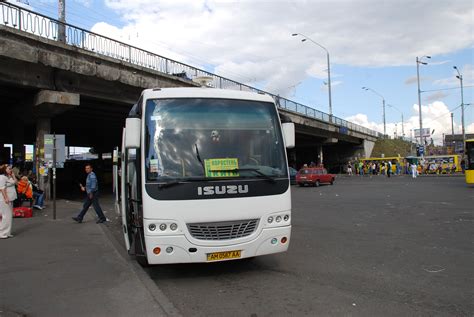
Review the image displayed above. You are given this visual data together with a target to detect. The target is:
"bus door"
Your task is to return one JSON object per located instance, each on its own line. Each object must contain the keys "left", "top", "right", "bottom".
{"left": 122, "top": 145, "right": 147, "bottom": 265}
{"left": 112, "top": 147, "right": 120, "bottom": 204}
{"left": 120, "top": 130, "right": 131, "bottom": 251}
{"left": 466, "top": 140, "right": 474, "bottom": 185}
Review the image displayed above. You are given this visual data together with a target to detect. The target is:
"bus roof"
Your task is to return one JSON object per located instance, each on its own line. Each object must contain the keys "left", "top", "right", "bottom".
{"left": 360, "top": 157, "right": 401, "bottom": 160}
{"left": 141, "top": 87, "right": 275, "bottom": 103}
{"left": 419, "top": 154, "right": 460, "bottom": 158}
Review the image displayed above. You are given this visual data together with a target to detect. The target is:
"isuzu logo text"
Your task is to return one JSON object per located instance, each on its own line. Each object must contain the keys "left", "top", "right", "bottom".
{"left": 197, "top": 185, "right": 249, "bottom": 196}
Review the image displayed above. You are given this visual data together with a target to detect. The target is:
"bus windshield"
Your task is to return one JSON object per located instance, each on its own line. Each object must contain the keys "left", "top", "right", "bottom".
{"left": 144, "top": 98, "right": 287, "bottom": 182}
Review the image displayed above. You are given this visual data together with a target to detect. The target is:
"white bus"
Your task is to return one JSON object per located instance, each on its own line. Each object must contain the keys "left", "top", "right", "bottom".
{"left": 120, "top": 87, "right": 295, "bottom": 265}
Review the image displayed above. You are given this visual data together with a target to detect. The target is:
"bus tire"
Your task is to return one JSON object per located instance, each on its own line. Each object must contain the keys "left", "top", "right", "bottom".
{"left": 136, "top": 255, "right": 149, "bottom": 267}
{"left": 330, "top": 178, "right": 334, "bottom": 185}
{"left": 315, "top": 180, "right": 320, "bottom": 187}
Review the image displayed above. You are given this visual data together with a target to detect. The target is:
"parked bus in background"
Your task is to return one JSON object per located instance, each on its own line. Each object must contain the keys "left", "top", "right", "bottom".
{"left": 420, "top": 155, "right": 461, "bottom": 174}
{"left": 465, "top": 139, "right": 474, "bottom": 185}
{"left": 119, "top": 87, "right": 295, "bottom": 265}
{"left": 360, "top": 156, "right": 403, "bottom": 174}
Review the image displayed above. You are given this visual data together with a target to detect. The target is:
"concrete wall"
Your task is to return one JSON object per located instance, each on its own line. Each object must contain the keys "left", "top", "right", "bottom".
{"left": 0, "top": 25, "right": 198, "bottom": 104}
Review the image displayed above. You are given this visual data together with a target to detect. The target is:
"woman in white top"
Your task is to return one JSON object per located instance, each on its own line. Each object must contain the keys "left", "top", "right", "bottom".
{"left": 0, "top": 164, "right": 18, "bottom": 239}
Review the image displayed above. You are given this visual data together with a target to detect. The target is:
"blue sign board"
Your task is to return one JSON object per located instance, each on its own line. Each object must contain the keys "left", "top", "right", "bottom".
{"left": 417, "top": 145, "right": 424, "bottom": 156}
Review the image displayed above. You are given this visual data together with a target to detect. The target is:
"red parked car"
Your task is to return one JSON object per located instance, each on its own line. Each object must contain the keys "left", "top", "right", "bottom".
{"left": 296, "top": 167, "right": 335, "bottom": 187}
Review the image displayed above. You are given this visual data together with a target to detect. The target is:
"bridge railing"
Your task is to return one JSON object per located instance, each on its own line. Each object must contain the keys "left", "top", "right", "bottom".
{"left": 1, "top": 2, "right": 381, "bottom": 138}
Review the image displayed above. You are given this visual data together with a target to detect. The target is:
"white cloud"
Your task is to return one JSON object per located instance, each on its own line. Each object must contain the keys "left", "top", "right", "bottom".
{"left": 425, "top": 91, "right": 448, "bottom": 103}
{"left": 404, "top": 76, "right": 418, "bottom": 85}
{"left": 466, "top": 123, "right": 474, "bottom": 134}
{"left": 346, "top": 101, "right": 459, "bottom": 144}
{"left": 88, "top": 0, "right": 473, "bottom": 98}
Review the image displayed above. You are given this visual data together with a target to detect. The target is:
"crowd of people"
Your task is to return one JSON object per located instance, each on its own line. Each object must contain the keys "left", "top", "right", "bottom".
{"left": 0, "top": 164, "right": 45, "bottom": 239}
{"left": 346, "top": 160, "right": 397, "bottom": 177}
{"left": 346, "top": 159, "right": 459, "bottom": 178}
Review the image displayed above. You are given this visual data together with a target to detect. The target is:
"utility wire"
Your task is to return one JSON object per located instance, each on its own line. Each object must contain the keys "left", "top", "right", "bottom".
{"left": 422, "top": 85, "right": 474, "bottom": 93}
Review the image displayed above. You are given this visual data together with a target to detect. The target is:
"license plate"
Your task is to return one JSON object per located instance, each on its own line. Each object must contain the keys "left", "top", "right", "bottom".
{"left": 206, "top": 250, "right": 241, "bottom": 261}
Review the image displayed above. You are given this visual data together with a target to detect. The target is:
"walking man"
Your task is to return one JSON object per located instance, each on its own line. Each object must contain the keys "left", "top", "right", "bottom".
{"left": 72, "top": 164, "right": 107, "bottom": 224}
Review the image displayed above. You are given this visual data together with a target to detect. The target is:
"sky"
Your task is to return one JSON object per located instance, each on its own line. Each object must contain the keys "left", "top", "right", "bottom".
{"left": 10, "top": 0, "right": 474, "bottom": 145}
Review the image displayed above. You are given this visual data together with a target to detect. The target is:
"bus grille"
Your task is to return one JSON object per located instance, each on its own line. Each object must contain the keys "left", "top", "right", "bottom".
{"left": 187, "top": 219, "right": 259, "bottom": 240}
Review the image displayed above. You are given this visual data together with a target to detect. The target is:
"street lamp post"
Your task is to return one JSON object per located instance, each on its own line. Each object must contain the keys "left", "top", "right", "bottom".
{"left": 416, "top": 55, "right": 431, "bottom": 144}
{"left": 292, "top": 33, "right": 332, "bottom": 121}
{"left": 453, "top": 66, "right": 465, "bottom": 155}
{"left": 387, "top": 104, "right": 405, "bottom": 138}
{"left": 58, "top": 0, "right": 66, "bottom": 42}
{"left": 451, "top": 112, "right": 454, "bottom": 140}
{"left": 362, "top": 87, "right": 386, "bottom": 137}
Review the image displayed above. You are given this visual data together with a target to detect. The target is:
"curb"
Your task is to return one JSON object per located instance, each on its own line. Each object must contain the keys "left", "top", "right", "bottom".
{"left": 98, "top": 212, "right": 182, "bottom": 317}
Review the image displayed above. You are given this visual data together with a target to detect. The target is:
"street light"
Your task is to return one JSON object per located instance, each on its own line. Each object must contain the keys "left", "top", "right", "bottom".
{"left": 292, "top": 33, "right": 333, "bottom": 121}
{"left": 453, "top": 65, "right": 465, "bottom": 155}
{"left": 387, "top": 104, "right": 405, "bottom": 138}
{"left": 416, "top": 55, "right": 431, "bottom": 144}
{"left": 362, "top": 87, "right": 386, "bottom": 137}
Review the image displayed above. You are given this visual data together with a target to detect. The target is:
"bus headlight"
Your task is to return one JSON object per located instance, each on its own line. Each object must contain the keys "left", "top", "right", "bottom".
{"left": 170, "top": 223, "right": 178, "bottom": 231}
{"left": 159, "top": 223, "right": 167, "bottom": 231}
{"left": 266, "top": 212, "right": 290, "bottom": 227}
{"left": 148, "top": 224, "right": 156, "bottom": 231}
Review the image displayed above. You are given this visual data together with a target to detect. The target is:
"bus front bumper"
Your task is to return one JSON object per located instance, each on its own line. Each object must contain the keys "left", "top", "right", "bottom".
{"left": 144, "top": 226, "right": 291, "bottom": 264}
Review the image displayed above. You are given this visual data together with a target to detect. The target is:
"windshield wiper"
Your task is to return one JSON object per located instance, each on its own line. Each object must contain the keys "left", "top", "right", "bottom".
{"left": 194, "top": 144, "right": 205, "bottom": 173}
{"left": 210, "top": 168, "right": 276, "bottom": 183}
{"left": 157, "top": 181, "right": 182, "bottom": 189}
{"left": 157, "top": 177, "right": 209, "bottom": 189}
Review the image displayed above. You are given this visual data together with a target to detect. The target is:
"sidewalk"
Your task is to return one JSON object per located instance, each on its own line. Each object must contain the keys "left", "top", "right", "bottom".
{"left": 0, "top": 197, "right": 169, "bottom": 317}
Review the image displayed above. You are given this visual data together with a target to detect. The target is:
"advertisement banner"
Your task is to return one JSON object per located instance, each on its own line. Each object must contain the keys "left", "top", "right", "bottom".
{"left": 414, "top": 128, "right": 431, "bottom": 138}
{"left": 44, "top": 134, "right": 66, "bottom": 168}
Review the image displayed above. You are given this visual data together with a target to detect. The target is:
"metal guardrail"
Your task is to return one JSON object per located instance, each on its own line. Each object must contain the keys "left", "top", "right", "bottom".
{"left": 1, "top": 1, "right": 382, "bottom": 138}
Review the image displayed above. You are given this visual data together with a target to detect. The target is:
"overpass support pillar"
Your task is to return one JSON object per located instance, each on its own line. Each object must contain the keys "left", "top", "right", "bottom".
{"left": 361, "top": 140, "right": 375, "bottom": 158}
{"left": 34, "top": 117, "right": 51, "bottom": 198}
{"left": 33, "top": 90, "right": 80, "bottom": 195}
{"left": 317, "top": 145, "right": 323, "bottom": 166}
{"left": 12, "top": 116, "right": 25, "bottom": 165}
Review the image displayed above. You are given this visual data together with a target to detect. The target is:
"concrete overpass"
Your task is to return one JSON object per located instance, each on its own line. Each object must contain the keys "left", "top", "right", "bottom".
{"left": 0, "top": 2, "right": 378, "bottom": 174}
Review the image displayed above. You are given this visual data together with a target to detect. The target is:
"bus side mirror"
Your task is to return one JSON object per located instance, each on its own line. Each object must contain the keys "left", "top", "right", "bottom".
{"left": 125, "top": 118, "right": 141, "bottom": 149}
{"left": 282, "top": 122, "right": 295, "bottom": 149}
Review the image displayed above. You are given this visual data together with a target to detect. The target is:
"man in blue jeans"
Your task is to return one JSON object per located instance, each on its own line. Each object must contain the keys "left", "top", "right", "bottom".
{"left": 72, "top": 164, "right": 107, "bottom": 224}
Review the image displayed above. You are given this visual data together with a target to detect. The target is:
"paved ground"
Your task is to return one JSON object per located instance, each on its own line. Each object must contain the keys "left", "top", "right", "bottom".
{"left": 0, "top": 198, "right": 169, "bottom": 317}
{"left": 140, "top": 175, "right": 474, "bottom": 316}
{"left": 2, "top": 175, "right": 473, "bottom": 316}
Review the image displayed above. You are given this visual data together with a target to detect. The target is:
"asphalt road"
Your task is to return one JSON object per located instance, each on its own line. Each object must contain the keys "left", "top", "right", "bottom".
{"left": 140, "top": 176, "right": 474, "bottom": 316}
